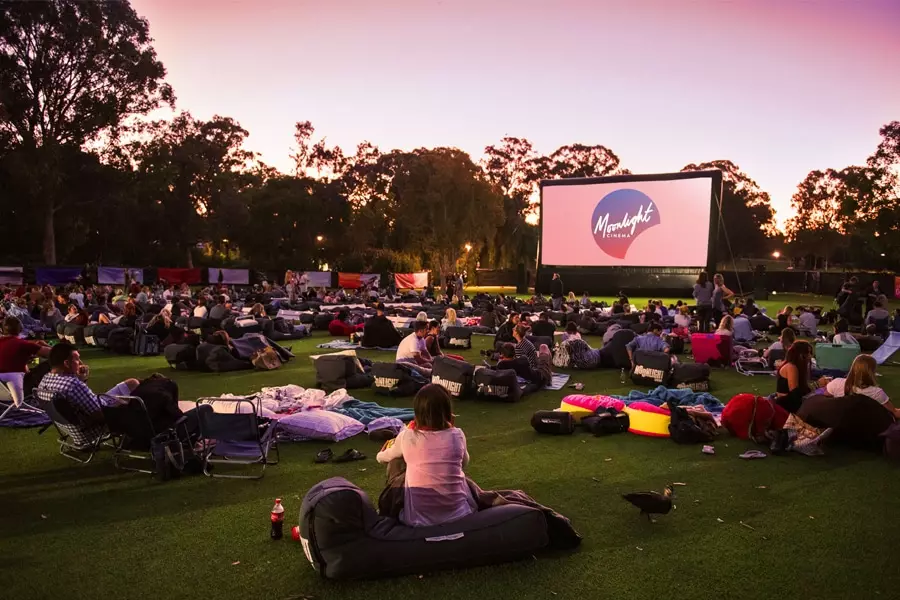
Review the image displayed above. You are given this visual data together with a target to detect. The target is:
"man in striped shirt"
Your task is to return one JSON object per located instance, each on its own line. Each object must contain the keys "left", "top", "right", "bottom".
{"left": 512, "top": 324, "right": 538, "bottom": 371}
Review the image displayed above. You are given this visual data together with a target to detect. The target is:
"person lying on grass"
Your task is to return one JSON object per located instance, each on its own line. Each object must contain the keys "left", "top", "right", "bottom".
{"left": 376, "top": 383, "right": 476, "bottom": 527}
{"left": 822, "top": 354, "right": 900, "bottom": 418}
{"left": 625, "top": 322, "right": 670, "bottom": 367}
{"left": 495, "top": 342, "right": 543, "bottom": 385}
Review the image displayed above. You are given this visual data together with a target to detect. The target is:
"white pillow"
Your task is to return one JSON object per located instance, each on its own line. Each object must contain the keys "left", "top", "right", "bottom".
{"left": 277, "top": 409, "right": 364, "bottom": 442}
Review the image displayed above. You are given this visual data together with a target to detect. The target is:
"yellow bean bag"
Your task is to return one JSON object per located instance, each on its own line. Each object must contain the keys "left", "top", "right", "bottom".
{"left": 623, "top": 403, "right": 671, "bottom": 438}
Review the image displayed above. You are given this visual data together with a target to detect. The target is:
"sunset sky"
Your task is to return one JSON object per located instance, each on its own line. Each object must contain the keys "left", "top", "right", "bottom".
{"left": 131, "top": 0, "right": 900, "bottom": 227}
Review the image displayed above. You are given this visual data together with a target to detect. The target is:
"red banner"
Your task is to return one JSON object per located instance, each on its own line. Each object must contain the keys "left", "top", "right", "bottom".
{"left": 895, "top": 276, "right": 900, "bottom": 299}
{"left": 158, "top": 268, "right": 202, "bottom": 285}
{"left": 338, "top": 272, "right": 362, "bottom": 289}
{"left": 395, "top": 272, "right": 429, "bottom": 289}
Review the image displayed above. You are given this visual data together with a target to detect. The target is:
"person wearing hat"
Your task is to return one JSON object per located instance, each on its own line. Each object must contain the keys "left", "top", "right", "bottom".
{"left": 362, "top": 302, "right": 402, "bottom": 348}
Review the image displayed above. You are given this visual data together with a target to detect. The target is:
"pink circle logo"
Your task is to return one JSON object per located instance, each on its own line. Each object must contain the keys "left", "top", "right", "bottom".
{"left": 591, "top": 189, "right": 661, "bottom": 259}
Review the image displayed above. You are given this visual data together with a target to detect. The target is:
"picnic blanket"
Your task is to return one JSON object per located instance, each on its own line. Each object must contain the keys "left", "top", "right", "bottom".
{"left": 316, "top": 339, "right": 398, "bottom": 351}
{"left": 0, "top": 402, "right": 50, "bottom": 427}
{"left": 544, "top": 373, "right": 570, "bottom": 391}
{"left": 611, "top": 385, "right": 724, "bottom": 415}
{"left": 332, "top": 399, "right": 415, "bottom": 425}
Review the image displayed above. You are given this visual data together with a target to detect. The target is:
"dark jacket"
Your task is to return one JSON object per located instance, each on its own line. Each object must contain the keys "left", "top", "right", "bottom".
{"left": 550, "top": 277, "right": 564, "bottom": 299}
{"left": 496, "top": 320, "right": 516, "bottom": 343}
{"left": 362, "top": 314, "right": 402, "bottom": 348}
{"left": 497, "top": 356, "right": 542, "bottom": 385}
{"left": 531, "top": 320, "right": 556, "bottom": 338}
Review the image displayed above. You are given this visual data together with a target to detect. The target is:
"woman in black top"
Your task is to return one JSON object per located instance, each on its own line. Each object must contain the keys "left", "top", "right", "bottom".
{"left": 775, "top": 340, "right": 829, "bottom": 413}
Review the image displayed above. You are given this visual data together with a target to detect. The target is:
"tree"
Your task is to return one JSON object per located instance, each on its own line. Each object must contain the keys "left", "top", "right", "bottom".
{"left": 785, "top": 169, "right": 849, "bottom": 266}
{"left": 291, "top": 120, "right": 347, "bottom": 180}
{"left": 681, "top": 160, "right": 778, "bottom": 259}
{"left": 389, "top": 148, "right": 505, "bottom": 276}
{"left": 538, "top": 143, "right": 627, "bottom": 179}
{"left": 128, "top": 113, "right": 258, "bottom": 267}
{"left": 0, "top": 0, "right": 173, "bottom": 263}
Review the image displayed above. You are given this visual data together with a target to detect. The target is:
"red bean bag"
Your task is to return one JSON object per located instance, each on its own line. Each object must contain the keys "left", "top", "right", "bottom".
{"left": 721, "top": 393, "right": 788, "bottom": 441}
{"left": 328, "top": 320, "right": 364, "bottom": 337}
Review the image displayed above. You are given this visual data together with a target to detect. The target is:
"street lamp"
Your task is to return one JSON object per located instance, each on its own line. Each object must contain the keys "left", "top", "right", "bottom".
{"left": 881, "top": 253, "right": 886, "bottom": 257}
{"left": 316, "top": 235, "right": 324, "bottom": 242}
{"left": 772, "top": 251, "right": 781, "bottom": 259}
{"left": 464, "top": 243, "right": 472, "bottom": 252}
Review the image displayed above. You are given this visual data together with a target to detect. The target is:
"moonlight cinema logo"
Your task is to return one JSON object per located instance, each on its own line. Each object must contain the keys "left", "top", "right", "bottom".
{"left": 590, "top": 189, "right": 661, "bottom": 259}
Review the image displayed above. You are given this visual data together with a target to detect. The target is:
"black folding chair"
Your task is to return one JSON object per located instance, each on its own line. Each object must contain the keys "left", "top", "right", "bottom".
{"left": 195, "top": 398, "right": 279, "bottom": 479}
{"left": 33, "top": 388, "right": 107, "bottom": 464}
{"left": 101, "top": 395, "right": 167, "bottom": 474}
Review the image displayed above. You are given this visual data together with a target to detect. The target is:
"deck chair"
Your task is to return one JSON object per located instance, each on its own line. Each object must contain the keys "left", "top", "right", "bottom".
{"left": 32, "top": 388, "right": 107, "bottom": 464}
{"left": 101, "top": 395, "right": 171, "bottom": 474}
{"left": 0, "top": 374, "right": 45, "bottom": 423}
{"left": 195, "top": 398, "right": 279, "bottom": 479}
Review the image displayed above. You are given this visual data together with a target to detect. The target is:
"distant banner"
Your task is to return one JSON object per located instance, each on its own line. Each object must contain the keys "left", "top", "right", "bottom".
{"left": 0, "top": 266, "right": 23, "bottom": 285}
{"left": 338, "top": 273, "right": 361, "bottom": 289}
{"left": 36, "top": 267, "right": 82, "bottom": 286}
{"left": 395, "top": 272, "right": 428, "bottom": 289}
{"left": 361, "top": 273, "right": 380, "bottom": 288}
{"left": 97, "top": 266, "right": 144, "bottom": 285}
{"left": 209, "top": 268, "right": 249, "bottom": 285}
{"left": 303, "top": 271, "right": 333, "bottom": 288}
{"left": 895, "top": 276, "right": 900, "bottom": 299}
{"left": 157, "top": 268, "right": 202, "bottom": 285}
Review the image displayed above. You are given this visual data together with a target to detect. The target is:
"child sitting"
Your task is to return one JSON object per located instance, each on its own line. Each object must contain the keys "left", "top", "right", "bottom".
{"left": 376, "top": 384, "right": 477, "bottom": 527}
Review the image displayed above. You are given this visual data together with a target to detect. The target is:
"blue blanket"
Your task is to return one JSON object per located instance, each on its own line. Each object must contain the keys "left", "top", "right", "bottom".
{"left": 611, "top": 386, "right": 724, "bottom": 415}
{"left": 0, "top": 402, "right": 51, "bottom": 427}
{"left": 332, "top": 399, "right": 415, "bottom": 425}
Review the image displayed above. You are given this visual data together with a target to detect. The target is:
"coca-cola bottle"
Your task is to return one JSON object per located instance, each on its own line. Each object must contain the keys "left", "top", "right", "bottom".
{"left": 270, "top": 498, "right": 285, "bottom": 540}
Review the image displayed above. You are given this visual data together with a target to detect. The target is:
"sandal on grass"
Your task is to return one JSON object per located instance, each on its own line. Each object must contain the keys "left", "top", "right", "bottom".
{"left": 314, "top": 448, "right": 333, "bottom": 464}
{"left": 739, "top": 450, "right": 767, "bottom": 460}
{"left": 333, "top": 448, "right": 366, "bottom": 463}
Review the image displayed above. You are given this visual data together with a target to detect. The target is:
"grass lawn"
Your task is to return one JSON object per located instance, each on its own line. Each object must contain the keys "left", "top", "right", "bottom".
{"left": 1, "top": 293, "right": 899, "bottom": 600}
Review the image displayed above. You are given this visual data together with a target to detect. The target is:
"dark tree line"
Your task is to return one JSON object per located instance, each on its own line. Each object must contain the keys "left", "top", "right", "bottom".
{"left": 8, "top": 0, "right": 865, "bottom": 278}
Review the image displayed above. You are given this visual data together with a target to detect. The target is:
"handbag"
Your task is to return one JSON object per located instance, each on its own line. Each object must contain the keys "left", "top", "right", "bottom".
{"left": 552, "top": 341, "right": 571, "bottom": 368}
{"left": 251, "top": 346, "right": 283, "bottom": 370}
{"left": 531, "top": 410, "right": 575, "bottom": 435}
{"left": 150, "top": 429, "right": 186, "bottom": 481}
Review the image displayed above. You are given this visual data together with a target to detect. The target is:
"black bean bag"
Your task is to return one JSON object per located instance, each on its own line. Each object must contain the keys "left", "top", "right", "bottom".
{"left": 670, "top": 362, "right": 711, "bottom": 392}
{"left": 599, "top": 329, "right": 636, "bottom": 369}
{"left": 431, "top": 356, "right": 475, "bottom": 398}
{"left": 56, "top": 321, "right": 67, "bottom": 336}
{"left": 855, "top": 335, "right": 882, "bottom": 353}
{"left": 313, "top": 312, "right": 334, "bottom": 331}
{"left": 797, "top": 393, "right": 895, "bottom": 450}
{"left": 473, "top": 368, "right": 522, "bottom": 402}
{"left": 630, "top": 322, "right": 650, "bottom": 334}
{"left": 164, "top": 343, "right": 199, "bottom": 371}
{"left": 372, "top": 362, "right": 426, "bottom": 397}
{"left": 62, "top": 323, "right": 86, "bottom": 345}
{"left": 313, "top": 354, "right": 374, "bottom": 393}
{"left": 196, "top": 343, "right": 253, "bottom": 373}
{"left": 441, "top": 326, "right": 473, "bottom": 350}
{"left": 106, "top": 327, "right": 134, "bottom": 354}
{"left": 630, "top": 350, "right": 673, "bottom": 386}
{"left": 258, "top": 317, "right": 309, "bottom": 341}
{"left": 84, "top": 323, "right": 114, "bottom": 347}
{"left": 299, "top": 477, "right": 549, "bottom": 580}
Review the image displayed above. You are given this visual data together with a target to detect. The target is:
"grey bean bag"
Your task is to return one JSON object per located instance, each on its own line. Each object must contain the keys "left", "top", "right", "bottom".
{"left": 313, "top": 354, "right": 374, "bottom": 393}
{"left": 299, "top": 477, "right": 549, "bottom": 580}
{"left": 195, "top": 343, "right": 253, "bottom": 373}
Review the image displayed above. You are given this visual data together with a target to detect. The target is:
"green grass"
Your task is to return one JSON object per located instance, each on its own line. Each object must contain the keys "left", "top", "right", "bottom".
{"left": 2, "top": 294, "right": 899, "bottom": 600}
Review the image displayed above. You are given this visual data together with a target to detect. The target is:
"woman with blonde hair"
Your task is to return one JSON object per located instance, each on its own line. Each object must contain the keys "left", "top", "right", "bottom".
{"left": 715, "top": 314, "right": 734, "bottom": 336}
{"left": 824, "top": 355, "right": 899, "bottom": 417}
{"left": 442, "top": 307, "right": 461, "bottom": 331}
{"left": 712, "top": 273, "right": 734, "bottom": 323}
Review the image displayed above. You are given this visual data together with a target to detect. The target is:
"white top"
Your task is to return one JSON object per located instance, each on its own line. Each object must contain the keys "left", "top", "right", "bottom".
{"left": 674, "top": 313, "right": 691, "bottom": 329}
{"left": 193, "top": 306, "right": 209, "bottom": 319}
{"left": 396, "top": 333, "right": 426, "bottom": 361}
{"left": 68, "top": 292, "right": 84, "bottom": 308}
{"left": 825, "top": 379, "right": 890, "bottom": 406}
{"left": 798, "top": 311, "right": 818, "bottom": 333}
{"left": 832, "top": 332, "right": 859, "bottom": 346}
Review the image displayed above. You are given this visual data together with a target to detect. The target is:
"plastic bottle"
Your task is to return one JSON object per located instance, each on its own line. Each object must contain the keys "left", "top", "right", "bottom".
{"left": 270, "top": 498, "right": 285, "bottom": 540}
{"left": 619, "top": 368, "right": 626, "bottom": 384}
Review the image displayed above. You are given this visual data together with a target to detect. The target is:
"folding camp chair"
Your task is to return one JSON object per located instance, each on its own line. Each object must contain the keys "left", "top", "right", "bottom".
{"left": 101, "top": 395, "right": 188, "bottom": 475}
{"left": 195, "top": 398, "right": 279, "bottom": 479}
{"left": 0, "top": 375, "right": 45, "bottom": 423}
{"left": 32, "top": 388, "right": 107, "bottom": 464}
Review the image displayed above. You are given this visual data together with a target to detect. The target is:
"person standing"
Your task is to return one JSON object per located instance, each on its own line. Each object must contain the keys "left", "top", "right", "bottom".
{"left": 550, "top": 273, "right": 564, "bottom": 311}
{"left": 693, "top": 272, "right": 714, "bottom": 333}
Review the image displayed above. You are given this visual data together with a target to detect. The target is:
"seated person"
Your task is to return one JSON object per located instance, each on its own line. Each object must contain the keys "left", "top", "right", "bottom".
{"left": 823, "top": 354, "right": 900, "bottom": 418}
{"left": 376, "top": 384, "right": 476, "bottom": 527}
{"left": 796, "top": 306, "right": 819, "bottom": 337}
{"left": 893, "top": 308, "right": 900, "bottom": 333}
{"left": 831, "top": 319, "right": 859, "bottom": 346}
{"left": 742, "top": 298, "right": 760, "bottom": 317}
{"left": 478, "top": 303, "right": 499, "bottom": 332}
{"left": 192, "top": 298, "right": 209, "bottom": 319}
{"left": 512, "top": 324, "right": 538, "bottom": 371}
{"left": 89, "top": 295, "right": 115, "bottom": 324}
{"left": 37, "top": 342, "right": 140, "bottom": 442}
{"left": 764, "top": 327, "right": 796, "bottom": 364}
{"left": 396, "top": 321, "right": 433, "bottom": 371}
{"left": 495, "top": 342, "right": 543, "bottom": 384}
{"left": 580, "top": 292, "right": 591, "bottom": 308}
{"left": 732, "top": 312, "right": 755, "bottom": 343}
{"left": 208, "top": 330, "right": 240, "bottom": 358}
{"left": 715, "top": 315, "right": 735, "bottom": 336}
{"left": 775, "top": 340, "right": 829, "bottom": 414}
{"left": 248, "top": 303, "right": 267, "bottom": 318}
{"left": 770, "top": 306, "right": 795, "bottom": 335}
{"left": 64, "top": 304, "right": 89, "bottom": 326}
{"left": 530, "top": 312, "right": 557, "bottom": 338}
{"left": 208, "top": 296, "right": 230, "bottom": 321}
{"left": 425, "top": 320, "right": 464, "bottom": 362}
{"left": 495, "top": 312, "right": 520, "bottom": 343}
{"left": 0, "top": 316, "right": 52, "bottom": 405}
{"left": 602, "top": 323, "right": 622, "bottom": 346}
{"left": 625, "top": 322, "right": 670, "bottom": 366}
{"left": 328, "top": 310, "right": 364, "bottom": 336}
{"left": 611, "top": 301, "right": 624, "bottom": 315}
{"left": 441, "top": 307, "right": 463, "bottom": 331}
{"left": 865, "top": 300, "right": 890, "bottom": 329}
{"left": 674, "top": 305, "right": 692, "bottom": 329}
{"left": 362, "top": 302, "right": 402, "bottom": 348}
{"left": 561, "top": 321, "right": 581, "bottom": 343}
{"left": 116, "top": 302, "right": 138, "bottom": 330}
{"left": 41, "top": 301, "right": 65, "bottom": 331}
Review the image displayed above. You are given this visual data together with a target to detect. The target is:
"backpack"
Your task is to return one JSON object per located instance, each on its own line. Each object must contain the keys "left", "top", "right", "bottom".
{"left": 667, "top": 400, "right": 716, "bottom": 443}
{"left": 630, "top": 350, "right": 673, "bottom": 386}
{"left": 133, "top": 327, "right": 160, "bottom": 356}
{"left": 582, "top": 408, "right": 629, "bottom": 436}
{"left": 665, "top": 334, "right": 685, "bottom": 355}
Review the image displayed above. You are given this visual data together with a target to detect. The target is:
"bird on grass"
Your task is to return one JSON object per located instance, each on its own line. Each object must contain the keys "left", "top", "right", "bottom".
{"left": 622, "top": 484, "right": 675, "bottom": 522}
